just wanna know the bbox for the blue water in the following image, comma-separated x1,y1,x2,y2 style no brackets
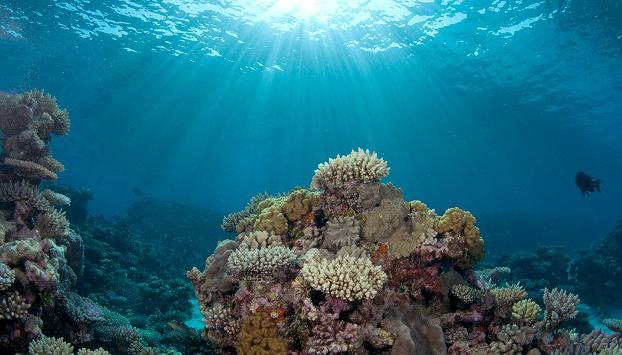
1,0,621,253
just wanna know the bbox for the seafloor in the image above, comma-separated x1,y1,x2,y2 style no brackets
0,90,621,354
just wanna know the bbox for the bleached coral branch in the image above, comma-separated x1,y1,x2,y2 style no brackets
227,246,296,279
300,255,387,301
311,148,389,190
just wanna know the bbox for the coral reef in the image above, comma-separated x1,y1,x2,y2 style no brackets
570,219,622,310
311,148,389,190
189,149,594,354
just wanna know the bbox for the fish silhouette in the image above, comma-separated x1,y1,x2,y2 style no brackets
575,172,600,195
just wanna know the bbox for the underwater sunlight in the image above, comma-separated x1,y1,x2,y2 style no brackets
0,0,621,354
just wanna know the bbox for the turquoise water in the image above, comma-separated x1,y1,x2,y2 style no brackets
2,1,622,354
1,1,621,249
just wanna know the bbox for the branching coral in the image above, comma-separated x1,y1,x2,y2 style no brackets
41,189,71,206
491,283,528,318
300,255,387,301
512,299,541,324
489,324,535,354
28,336,74,355
35,207,69,238
0,180,49,211
0,90,69,181
543,288,580,331
310,148,389,190
222,192,269,233
450,284,479,305
0,261,15,290
236,313,288,355
228,246,296,279
603,319,622,333
307,318,358,354
0,290,31,319
237,231,283,250
76,349,111,355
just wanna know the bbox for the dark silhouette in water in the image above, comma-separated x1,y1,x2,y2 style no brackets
132,187,144,196
575,172,601,195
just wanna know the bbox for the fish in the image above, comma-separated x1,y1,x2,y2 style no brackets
132,188,144,196
575,172,601,195
167,321,197,338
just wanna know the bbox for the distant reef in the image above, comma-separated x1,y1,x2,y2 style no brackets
189,148,621,354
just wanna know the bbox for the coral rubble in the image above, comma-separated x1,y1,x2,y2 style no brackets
189,149,594,354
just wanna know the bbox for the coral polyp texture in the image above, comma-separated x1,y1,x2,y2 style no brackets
189,149,596,354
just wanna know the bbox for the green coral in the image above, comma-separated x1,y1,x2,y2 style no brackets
28,336,74,355
512,299,542,324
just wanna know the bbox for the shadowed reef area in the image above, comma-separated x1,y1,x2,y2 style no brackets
0,90,621,354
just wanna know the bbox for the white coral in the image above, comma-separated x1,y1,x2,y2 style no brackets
311,148,389,190
227,246,296,278
300,255,387,301
237,230,282,250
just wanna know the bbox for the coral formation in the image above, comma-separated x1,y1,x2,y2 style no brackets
228,246,296,280
28,336,74,355
236,313,288,354
603,318,622,333
301,255,387,301
311,148,389,190
512,299,542,324
188,149,594,354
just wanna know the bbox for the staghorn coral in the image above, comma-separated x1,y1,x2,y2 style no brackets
603,319,622,333
236,313,288,355
300,255,387,301
450,284,479,305
598,344,622,355
311,148,389,190
41,189,71,206
0,290,31,319
228,246,296,279
322,215,360,252
35,207,69,238
543,288,580,331
435,207,484,267
28,336,74,355
491,283,528,318
0,261,15,290
0,180,49,211
512,299,542,324
580,330,621,353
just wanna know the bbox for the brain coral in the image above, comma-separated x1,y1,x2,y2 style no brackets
300,255,387,301
311,148,389,190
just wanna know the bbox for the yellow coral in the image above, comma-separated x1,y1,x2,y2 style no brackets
236,313,288,355
491,284,528,318
281,189,318,221
435,207,484,267
512,299,541,324
254,206,288,236
409,200,430,213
